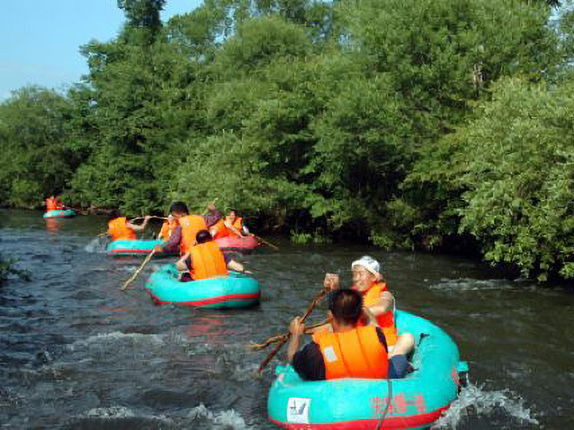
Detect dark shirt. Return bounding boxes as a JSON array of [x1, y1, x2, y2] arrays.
[[292, 327, 388, 381], [161, 211, 221, 253]]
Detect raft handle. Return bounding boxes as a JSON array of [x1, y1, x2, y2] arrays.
[[418, 332, 430, 346]]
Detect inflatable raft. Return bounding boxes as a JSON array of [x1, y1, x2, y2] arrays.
[[43, 209, 76, 218], [106, 239, 176, 256], [145, 263, 260, 309], [216, 235, 259, 252], [268, 310, 468, 430]]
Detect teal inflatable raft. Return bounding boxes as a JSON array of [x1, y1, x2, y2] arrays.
[[268, 310, 468, 430], [43, 209, 76, 218], [106, 239, 176, 256], [145, 263, 260, 309]]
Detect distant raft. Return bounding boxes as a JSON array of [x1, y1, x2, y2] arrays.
[[106, 239, 176, 256], [43, 209, 76, 219], [145, 263, 260, 309], [215, 235, 259, 252], [268, 310, 468, 430]]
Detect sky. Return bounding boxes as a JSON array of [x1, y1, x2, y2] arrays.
[[0, 0, 202, 101]]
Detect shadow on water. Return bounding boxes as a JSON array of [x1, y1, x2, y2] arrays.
[[1, 209, 574, 429]]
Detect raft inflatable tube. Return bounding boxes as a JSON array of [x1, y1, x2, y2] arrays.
[[145, 263, 260, 309], [268, 310, 468, 430], [216, 235, 259, 252], [43, 209, 76, 218], [106, 239, 176, 256]]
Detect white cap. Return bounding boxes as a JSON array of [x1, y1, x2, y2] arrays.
[[351, 256, 382, 277]]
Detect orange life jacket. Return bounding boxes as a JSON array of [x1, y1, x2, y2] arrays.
[[190, 241, 229, 280], [212, 217, 243, 240], [108, 217, 137, 240], [358, 282, 398, 346], [179, 215, 208, 255], [159, 218, 177, 241], [46, 197, 57, 211], [312, 325, 388, 379]]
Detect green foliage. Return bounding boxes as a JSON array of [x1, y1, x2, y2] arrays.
[[3, 0, 574, 281], [409, 77, 574, 280], [0, 87, 81, 207]]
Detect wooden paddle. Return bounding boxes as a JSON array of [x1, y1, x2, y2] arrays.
[[249, 319, 329, 351], [254, 235, 279, 251], [130, 215, 168, 222], [257, 284, 330, 374], [121, 249, 156, 290]]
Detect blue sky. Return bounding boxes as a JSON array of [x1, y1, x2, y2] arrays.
[[0, 0, 202, 101]]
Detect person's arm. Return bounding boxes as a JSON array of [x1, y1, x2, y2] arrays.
[[204, 207, 221, 228], [367, 291, 394, 317], [227, 223, 244, 237], [228, 259, 248, 273], [128, 215, 151, 232], [176, 252, 191, 271], [154, 225, 181, 252], [287, 317, 306, 364]]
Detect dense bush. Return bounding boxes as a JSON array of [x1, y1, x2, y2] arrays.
[[1, 0, 574, 280]]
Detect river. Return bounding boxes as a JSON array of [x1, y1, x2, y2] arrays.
[[1, 209, 573, 429]]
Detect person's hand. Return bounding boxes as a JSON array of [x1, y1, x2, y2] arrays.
[[244, 270, 253, 275], [289, 317, 305, 336], [153, 245, 163, 252], [144, 215, 151, 221], [207, 202, 216, 212], [323, 273, 340, 291]]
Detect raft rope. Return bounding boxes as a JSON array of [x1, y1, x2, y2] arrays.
[[375, 377, 392, 430]]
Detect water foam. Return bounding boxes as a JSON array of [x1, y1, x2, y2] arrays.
[[432, 383, 539, 429], [188, 404, 254, 430], [68, 332, 164, 351], [84, 236, 108, 253], [83, 406, 172, 424], [430, 279, 516, 292]]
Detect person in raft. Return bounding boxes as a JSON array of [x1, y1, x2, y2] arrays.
[[210, 209, 250, 239], [45, 195, 64, 211], [157, 214, 177, 241], [175, 230, 246, 281], [287, 288, 412, 380], [153, 201, 221, 255], [324, 255, 415, 356], [108, 210, 151, 240]]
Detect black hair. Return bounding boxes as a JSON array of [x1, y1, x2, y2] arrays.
[[108, 209, 121, 221], [328, 289, 364, 326], [169, 201, 189, 215], [196, 229, 213, 244]]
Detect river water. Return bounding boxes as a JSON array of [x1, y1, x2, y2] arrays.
[[1, 209, 573, 429]]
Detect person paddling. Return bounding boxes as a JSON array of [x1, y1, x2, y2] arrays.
[[45, 195, 64, 211], [108, 210, 151, 240], [210, 209, 250, 239], [323, 256, 414, 355], [153, 201, 221, 255], [157, 214, 177, 241], [176, 230, 246, 281], [287, 288, 412, 380]]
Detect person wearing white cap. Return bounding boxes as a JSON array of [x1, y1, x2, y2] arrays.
[[324, 256, 414, 357]]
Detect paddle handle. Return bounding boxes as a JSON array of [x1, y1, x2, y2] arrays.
[[257, 287, 328, 374], [255, 235, 279, 251], [121, 249, 156, 290]]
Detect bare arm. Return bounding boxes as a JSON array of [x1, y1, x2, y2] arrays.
[[228, 259, 245, 273], [287, 317, 305, 364], [367, 291, 394, 317], [176, 252, 191, 271], [127, 215, 151, 232]]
